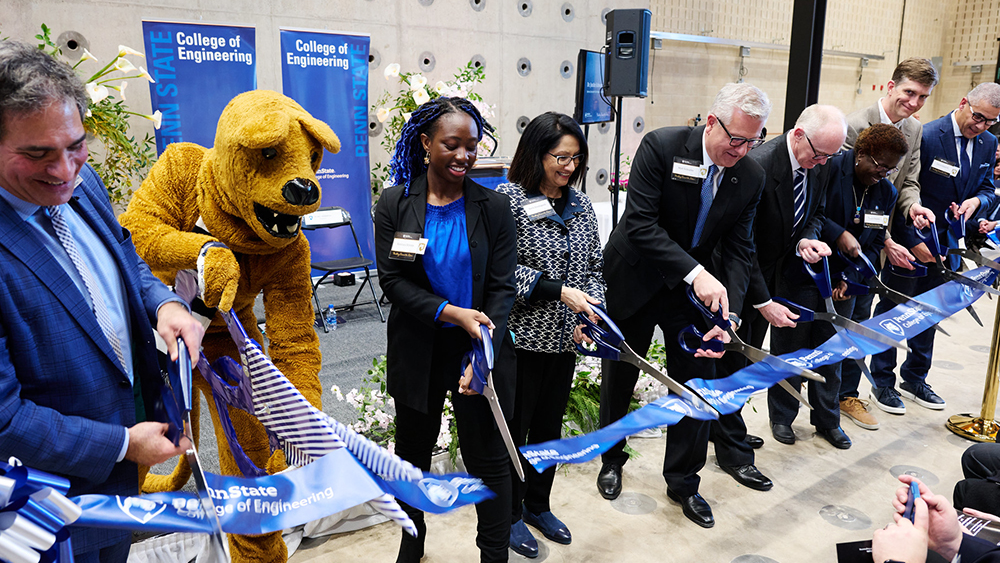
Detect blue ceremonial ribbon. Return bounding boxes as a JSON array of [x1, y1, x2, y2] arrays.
[[520, 265, 999, 472], [0, 462, 79, 563], [70, 449, 493, 536]]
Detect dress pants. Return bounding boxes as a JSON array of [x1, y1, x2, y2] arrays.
[[768, 283, 854, 430], [599, 287, 714, 497], [393, 328, 512, 563], [838, 290, 875, 399], [869, 264, 944, 389], [511, 349, 576, 521], [708, 306, 762, 467]]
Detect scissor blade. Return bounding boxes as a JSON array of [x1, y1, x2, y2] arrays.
[[873, 286, 950, 336], [813, 312, 910, 352], [967, 304, 985, 326], [620, 343, 720, 418], [948, 248, 1000, 273], [483, 382, 525, 482], [184, 419, 229, 561], [738, 346, 826, 383], [777, 379, 812, 409], [942, 269, 1000, 296]]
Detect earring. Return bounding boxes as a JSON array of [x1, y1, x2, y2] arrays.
[[423, 151, 430, 165]]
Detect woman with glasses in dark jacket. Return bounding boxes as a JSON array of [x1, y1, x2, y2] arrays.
[[496, 112, 605, 559]]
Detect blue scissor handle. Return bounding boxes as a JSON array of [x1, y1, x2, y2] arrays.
[[771, 297, 817, 322], [841, 274, 871, 297], [914, 225, 942, 256], [160, 336, 191, 446], [838, 249, 878, 280], [947, 208, 967, 240], [678, 325, 725, 354], [574, 304, 626, 360], [463, 325, 493, 395], [889, 261, 929, 277], [685, 286, 731, 330], [987, 228, 1000, 246], [802, 256, 833, 299]]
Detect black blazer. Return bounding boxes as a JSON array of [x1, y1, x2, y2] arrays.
[[604, 125, 765, 319], [744, 132, 829, 306], [374, 174, 517, 413], [820, 151, 898, 280]]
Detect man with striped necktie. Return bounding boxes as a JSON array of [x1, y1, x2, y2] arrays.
[[0, 41, 204, 563], [739, 105, 851, 450]]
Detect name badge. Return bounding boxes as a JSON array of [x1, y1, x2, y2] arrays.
[[671, 157, 708, 184], [929, 158, 959, 178], [522, 195, 557, 221], [863, 209, 888, 229], [389, 232, 428, 262]]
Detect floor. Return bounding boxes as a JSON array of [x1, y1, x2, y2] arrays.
[[279, 285, 1000, 562]]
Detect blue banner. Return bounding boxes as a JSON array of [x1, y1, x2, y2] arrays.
[[142, 21, 257, 153], [72, 449, 492, 536], [280, 29, 374, 266], [521, 265, 999, 471]]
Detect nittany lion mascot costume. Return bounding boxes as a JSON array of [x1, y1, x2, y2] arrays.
[[120, 89, 339, 562]]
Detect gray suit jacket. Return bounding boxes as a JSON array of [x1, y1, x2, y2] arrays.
[[844, 103, 923, 233]]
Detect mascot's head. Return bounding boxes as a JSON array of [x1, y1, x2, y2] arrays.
[[206, 90, 340, 249]]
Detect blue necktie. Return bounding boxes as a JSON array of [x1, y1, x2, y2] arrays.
[[792, 168, 806, 231], [692, 165, 717, 247], [959, 136, 971, 187]]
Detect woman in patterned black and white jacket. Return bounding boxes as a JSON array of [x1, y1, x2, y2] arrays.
[[496, 112, 605, 559]]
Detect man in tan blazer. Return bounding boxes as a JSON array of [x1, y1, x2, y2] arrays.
[[839, 58, 938, 430]]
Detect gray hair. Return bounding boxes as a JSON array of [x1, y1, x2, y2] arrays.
[[0, 40, 88, 140], [967, 82, 1000, 109], [709, 82, 772, 123], [794, 104, 847, 137]]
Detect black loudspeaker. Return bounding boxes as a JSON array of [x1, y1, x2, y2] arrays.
[[604, 8, 651, 98]]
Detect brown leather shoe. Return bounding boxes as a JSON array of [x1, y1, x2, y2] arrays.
[[840, 397, 879, 430]]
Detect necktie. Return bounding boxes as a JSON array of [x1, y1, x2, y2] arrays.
[[792, 168, 807, 231], [691, 164, 717, 247], [959, 136, 971, 187], [48, 205, 127, 371]]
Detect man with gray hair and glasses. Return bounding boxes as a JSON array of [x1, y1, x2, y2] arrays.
[[598, 82, 769, 528], [868, 82, 1000, 417], [0, 41, 204, 562]]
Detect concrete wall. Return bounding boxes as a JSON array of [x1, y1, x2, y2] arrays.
[[3, 0, 999, 204]]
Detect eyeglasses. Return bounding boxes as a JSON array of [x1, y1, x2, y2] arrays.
[[804, 133, 844, 161], [716, 118, 765, 149], [548, 153, 584, 166], [868, 154, 899, 177], [968, 103, 1000, 126]]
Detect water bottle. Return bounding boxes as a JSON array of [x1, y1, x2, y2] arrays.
[[324, 305, 338, 331]]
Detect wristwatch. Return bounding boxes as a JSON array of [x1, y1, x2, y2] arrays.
[[728, 312, 741, 330]]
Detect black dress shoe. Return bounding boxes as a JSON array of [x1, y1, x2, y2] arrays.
[[816, 427, 852, 449], [744, 434, 764, 449], [666, 489, 714, 528], [597, 463, 622, 500], [720, 464, 773, 491], [771, 423, 795, 445]]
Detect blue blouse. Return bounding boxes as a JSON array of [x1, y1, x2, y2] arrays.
[[423, 197, 473, 323]]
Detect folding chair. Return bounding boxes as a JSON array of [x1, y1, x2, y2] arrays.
[[302, 206, 385, 331]]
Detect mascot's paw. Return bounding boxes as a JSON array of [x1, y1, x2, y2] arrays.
[[265, 449, 289, 474], [202, 245, 240, 311]]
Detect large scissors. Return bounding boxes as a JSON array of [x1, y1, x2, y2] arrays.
[[162, 338, 229, 561], [914, 224, 1000, 297], [946, 210, 1000, 273], [464, 325, 525, 482], [574, 303, 721, 418], [774, 257, 910, 353], [837, 250, 950, 337], [678, 286, 823, 410]]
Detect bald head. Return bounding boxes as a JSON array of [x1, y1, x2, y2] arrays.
[[789, 105, 847, 169]]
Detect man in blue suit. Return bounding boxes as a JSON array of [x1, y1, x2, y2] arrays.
[[0, 41, 204, 562], [869, 82, 1000, 415]]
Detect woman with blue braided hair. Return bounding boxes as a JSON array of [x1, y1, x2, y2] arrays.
[[374, 96, 518, 562]]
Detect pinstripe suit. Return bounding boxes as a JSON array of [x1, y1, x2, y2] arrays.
[[0, 164, 178, 554]]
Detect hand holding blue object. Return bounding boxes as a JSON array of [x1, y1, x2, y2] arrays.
[[461, 325, 525, 482]]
